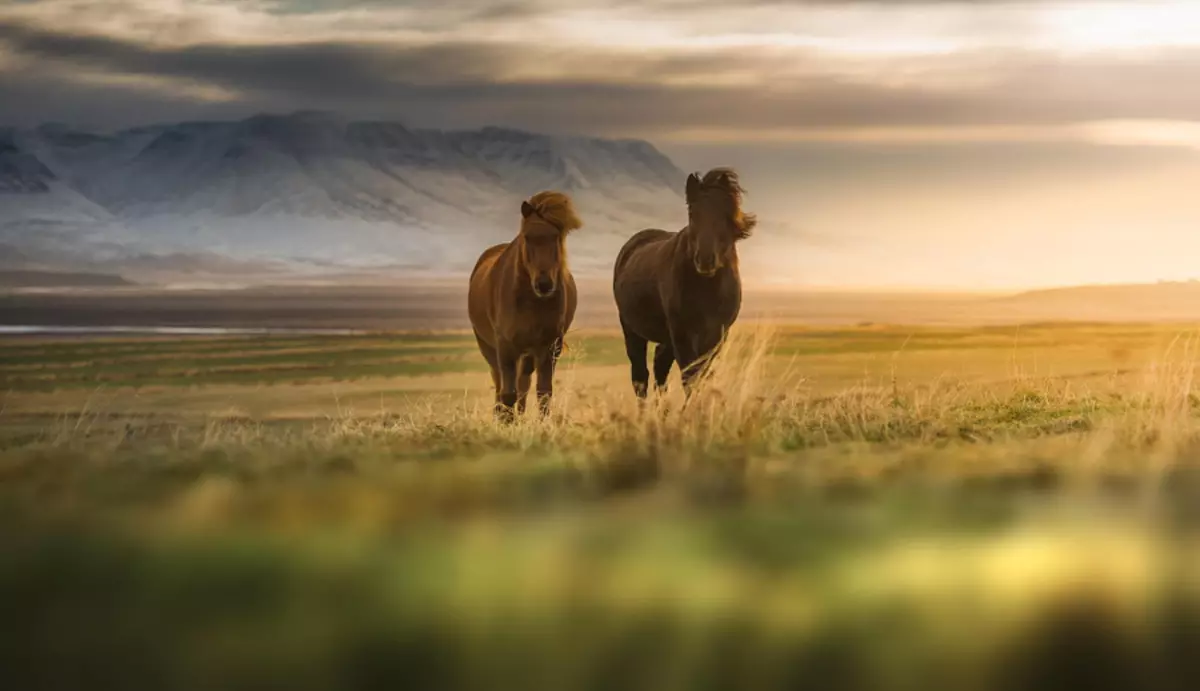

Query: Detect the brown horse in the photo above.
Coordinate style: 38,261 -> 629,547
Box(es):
468,191 -> 582,421
612,168 -> 756,397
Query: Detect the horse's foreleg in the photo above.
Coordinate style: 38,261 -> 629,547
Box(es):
669,330 -> 700,395
535,342 -> 559,418
495,347 -> 520,423
653,343 -> 674,393
672,329 -> 722,396
515,356 -> 534,416
535,337 -> 565,417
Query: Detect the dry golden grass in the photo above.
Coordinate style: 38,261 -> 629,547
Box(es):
6,323 -> 1200,527
5,325 -> 1200,691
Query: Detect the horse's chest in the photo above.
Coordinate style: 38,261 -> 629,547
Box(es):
514,321 -> 562,347
499,299 -> 567,351
673,281 -> 740,326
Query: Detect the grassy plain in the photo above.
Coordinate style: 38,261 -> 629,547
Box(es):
4,322 -> 1200,690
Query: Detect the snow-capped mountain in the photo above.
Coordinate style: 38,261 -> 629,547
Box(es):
0,112 -> 686,280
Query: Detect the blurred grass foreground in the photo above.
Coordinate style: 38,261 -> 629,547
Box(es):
4,325 -> 1200,690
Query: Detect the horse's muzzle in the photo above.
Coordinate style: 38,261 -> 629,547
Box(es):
533,277 -> 557,297
694,263 -> 719,278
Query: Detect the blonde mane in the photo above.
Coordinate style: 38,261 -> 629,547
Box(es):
525,191 -> 583,234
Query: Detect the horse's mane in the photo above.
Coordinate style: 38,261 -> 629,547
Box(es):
526,191 -> 583,234
697,167 -> 757,240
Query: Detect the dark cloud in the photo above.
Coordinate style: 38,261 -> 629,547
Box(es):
0,64 -> 270,130
1,12 -> 1199,135
264,0 -> 549,25
0,19 -> 517,94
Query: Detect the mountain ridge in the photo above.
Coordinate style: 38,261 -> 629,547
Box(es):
0,111 -> 687,282
986,280 -> 1200,322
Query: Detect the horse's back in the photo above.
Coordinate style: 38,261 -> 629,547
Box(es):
615,229 -> 673,278
468,243 -> 509,343
471,243 -> 508,283
613,229 -> 675,343
563,272 -> 579,334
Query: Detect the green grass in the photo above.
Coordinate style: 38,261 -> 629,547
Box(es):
6,514 -> 1198,691
0,334 -> 488,389
6,323 -> 1200,690
3,322 -> 1191,391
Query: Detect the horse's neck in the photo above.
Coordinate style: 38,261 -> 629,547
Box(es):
493,241 -> 525,294
671,229 -> 701,278
502,239 -> 526,272
674,224 -> 693,250
673,224 -> 740,275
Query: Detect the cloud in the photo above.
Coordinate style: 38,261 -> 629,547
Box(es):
1,0 -> 1199,142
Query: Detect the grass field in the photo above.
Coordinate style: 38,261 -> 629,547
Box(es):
5,322 -> 1200,690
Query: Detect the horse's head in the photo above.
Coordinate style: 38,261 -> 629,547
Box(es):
518,191 -> 583,298
685,168 -> 757,277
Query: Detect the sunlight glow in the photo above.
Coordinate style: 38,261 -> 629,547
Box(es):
8,1 -> 1200,55
1037,1 -> 1200,52
662,121 -> 1200,150
1081,120 -> 1200,150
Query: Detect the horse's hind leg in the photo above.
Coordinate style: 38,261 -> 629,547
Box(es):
515,355 -> 534,416
621,322 -> 650,398
653,343 -> 674,393
475,332 -> 503,409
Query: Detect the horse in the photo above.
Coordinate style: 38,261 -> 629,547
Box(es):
468,191 -> 583,422
612,168 -> 756,398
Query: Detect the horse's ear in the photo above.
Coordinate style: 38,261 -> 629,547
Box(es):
685,173 -> 701,203
521,200 -> 535,218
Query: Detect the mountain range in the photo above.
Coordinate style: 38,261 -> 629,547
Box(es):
0,111 -> 687,283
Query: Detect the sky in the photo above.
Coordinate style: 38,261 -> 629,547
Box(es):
2,0 -> 1200,289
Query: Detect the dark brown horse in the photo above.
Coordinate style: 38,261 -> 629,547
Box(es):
468,191 -> 582,421
612,168 -> 756,397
